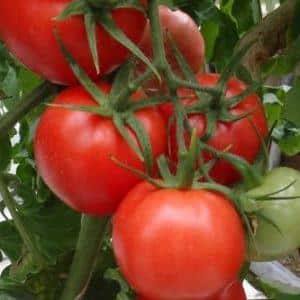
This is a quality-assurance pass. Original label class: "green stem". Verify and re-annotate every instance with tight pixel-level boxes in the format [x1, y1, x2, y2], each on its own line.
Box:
[60, 215, 109, 300]
[252, 0, 263, 24]
[0, 176, 46, 266]
[0, 81, 58, 138]
[148, 0, 168, 69]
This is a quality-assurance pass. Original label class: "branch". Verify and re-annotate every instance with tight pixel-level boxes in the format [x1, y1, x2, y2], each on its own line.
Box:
[235, 0, 298, 79]
[0, 81, 59, 137]
[60, 215, 109, 300]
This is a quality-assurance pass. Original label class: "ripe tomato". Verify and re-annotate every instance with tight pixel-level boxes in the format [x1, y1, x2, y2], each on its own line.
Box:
[162, 73, 268, 185]
[113, 182, 246, 300]
[247, 167, 300, 261]
[136, 5, 205, 94]
[213, 280, 246, 300]
[137, 280, 246, 300]
[34, 83, 167, 215]
[0, 1, 147, 85]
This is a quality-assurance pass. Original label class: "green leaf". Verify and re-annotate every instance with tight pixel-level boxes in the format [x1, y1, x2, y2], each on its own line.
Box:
[0, 221, 22, 261]
[272, 122, 300, 156]
[283, 78, 300, 127]
[262, 37, 300, 77]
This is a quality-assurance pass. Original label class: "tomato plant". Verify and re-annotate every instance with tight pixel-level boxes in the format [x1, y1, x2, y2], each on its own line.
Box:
[136, 5, 205, 93]
[113, 182, 246, 300]
[162, 73, 268, 185]
[34, 83, 167, 215]
[0, 0, 147, 85]
[247, 167, 300, 261]
[0, 1, 300, 300]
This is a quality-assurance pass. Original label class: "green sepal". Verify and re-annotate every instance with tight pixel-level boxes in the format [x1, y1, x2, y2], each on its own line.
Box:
[110, 61, 134, 106]
[84, 13, 100, 74]
[54, 30, 109, 107]
[113, 114, 143, 161]
[47, 103, 112, 117]
[126, 114, 154, 173]
[98, 12, 161, 81]
[200, 142, 262, 189]
[55, 0, 88, 20]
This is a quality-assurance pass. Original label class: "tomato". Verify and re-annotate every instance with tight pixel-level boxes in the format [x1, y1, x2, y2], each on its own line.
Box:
[136, 280, 246, 300]
[34, 83, 167, 215]
[213, 280, 246, 300]
[247, 167, 300, 261]
[162, 73, 268, 185]
[0, 1, 147, 85]
[113, 182, 246, 300]
[136, 5, 205, 94]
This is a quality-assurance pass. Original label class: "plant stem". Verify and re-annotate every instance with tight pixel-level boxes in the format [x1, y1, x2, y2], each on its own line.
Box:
[0, 81, 58, 137]
[60, 215, 109, 300]
[0, 176, 47, 266]
[148, 0, 168, 69]
[252, 0, 263, 24]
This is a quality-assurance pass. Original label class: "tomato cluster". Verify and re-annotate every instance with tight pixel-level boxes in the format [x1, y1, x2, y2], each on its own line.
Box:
[4, 1, 299, 299]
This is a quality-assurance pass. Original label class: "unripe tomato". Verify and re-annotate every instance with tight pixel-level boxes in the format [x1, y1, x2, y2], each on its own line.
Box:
[113, 182, 246, 300]
[247, 167, 300, 261]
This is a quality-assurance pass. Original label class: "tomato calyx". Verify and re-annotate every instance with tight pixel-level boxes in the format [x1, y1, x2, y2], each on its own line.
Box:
[56, 0, 155, 77]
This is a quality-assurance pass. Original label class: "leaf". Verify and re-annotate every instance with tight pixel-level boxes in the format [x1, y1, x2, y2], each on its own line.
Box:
[283, 77, 300, 127]
[262, 37, 300, 77]
[272, 122, 300, 156]
[0, 221, 22, 261]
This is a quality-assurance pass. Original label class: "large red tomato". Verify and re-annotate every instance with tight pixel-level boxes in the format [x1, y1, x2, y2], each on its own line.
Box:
[161, 73, 268, 185]
[0, 1, 147, 85]
[137, 280, 246, 300]
[136, 5, 205, 93]
[34, 83, 167, 215]
[113, 182, 246, 300]
[214, 280, 246, 300]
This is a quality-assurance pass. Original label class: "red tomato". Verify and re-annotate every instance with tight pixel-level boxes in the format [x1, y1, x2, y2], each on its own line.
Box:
[161, 73, 268, 185]
[34, 83, 167, 215]
[0, 1, 147, 85]
[214, 280, 246, 300]
[113, 182, 246, 300]
[136, 280, 246, 300]
[136, 5, 205, 93]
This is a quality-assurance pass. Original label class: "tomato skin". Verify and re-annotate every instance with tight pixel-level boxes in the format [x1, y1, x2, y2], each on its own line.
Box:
[137, 280, 246, 300]
[34, 84, 167, 215]
[0, 1, 147, 85]
[162, 73, 268, 185]
[136, 5, 205, 93]
[247, 167, 300, 261]
[113, 182, 246, 300]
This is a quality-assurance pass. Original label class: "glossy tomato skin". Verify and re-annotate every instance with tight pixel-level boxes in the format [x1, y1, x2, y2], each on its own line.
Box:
[136, 5, 205, 93]
[137, 280, 246, 300]
[247, 167, 300, 261]
[113, 182, 246, 300]
[162, 73, 268, 185]
[0, 1, 147, 85]
[34, 84, 167, 215]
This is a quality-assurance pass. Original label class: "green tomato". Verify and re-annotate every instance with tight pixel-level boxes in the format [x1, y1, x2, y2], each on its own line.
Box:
[247, 167, 300, 262]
